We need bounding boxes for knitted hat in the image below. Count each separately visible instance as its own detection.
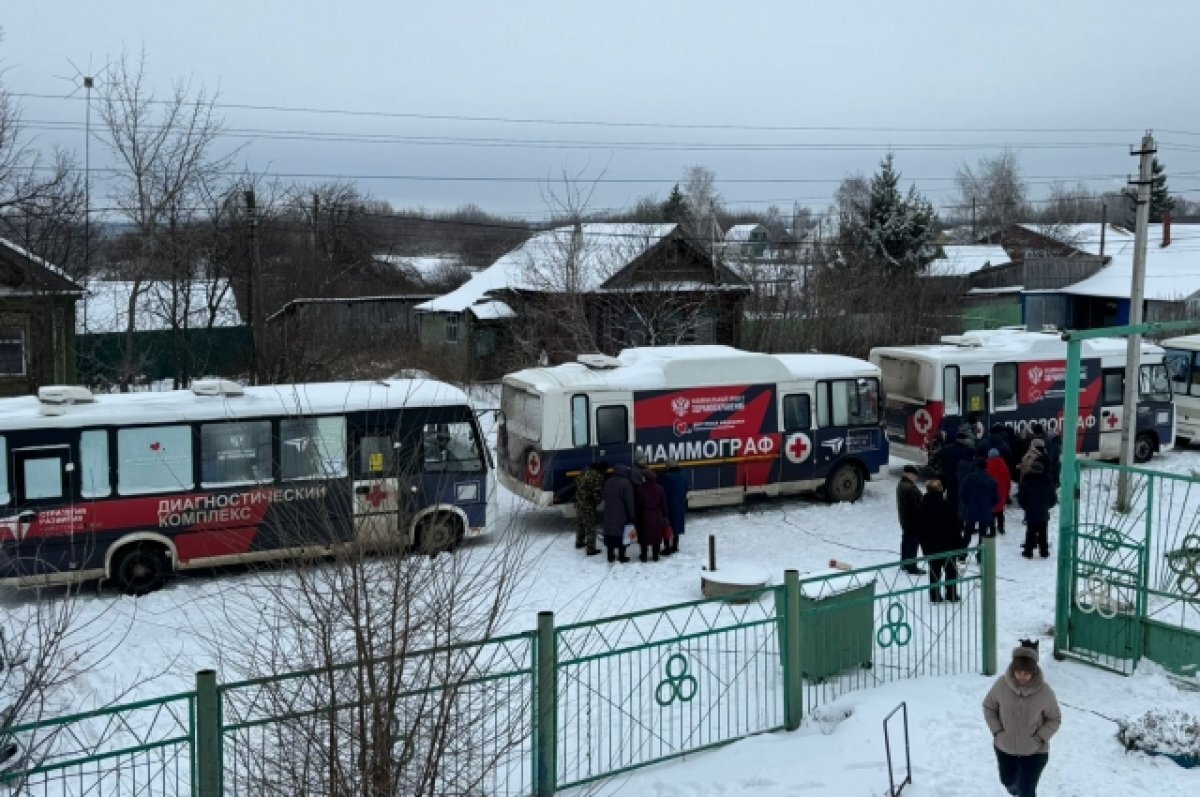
[988,448,1000,458]
[903,464,920,475]
[1031,439,1046,450]
[1011,642,1040,675]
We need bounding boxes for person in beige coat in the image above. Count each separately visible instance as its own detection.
[982,640,1062,797]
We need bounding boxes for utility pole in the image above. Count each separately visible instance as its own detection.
[971,198,977,240]
[1117,132,1156,510]
[244,190,261,384]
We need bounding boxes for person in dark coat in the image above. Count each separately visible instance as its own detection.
[1017,461,1057,559]
[976,424,1012,465]
[573,461,607,555]
[959,457,1000,552]
[938,430,978,516]
[658,457,688,556]
[601,463,636,563]
[918,480,961,602]
[896,465,925,575]
[634,469,669,562]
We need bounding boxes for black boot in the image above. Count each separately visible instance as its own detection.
[946,587,960,602]
[639,545,649,563]
[586,544,601,556]
[575,538,586,549]
[618,546,630,563]
[929,589,943,603]
[607,547,616,563]
[660,538,674,556]
[652,544,660,562]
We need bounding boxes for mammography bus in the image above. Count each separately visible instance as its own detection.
[497,346,888,510]
[869,329,1174,463]
[1162,334,1200,444]
[0,378,493,593]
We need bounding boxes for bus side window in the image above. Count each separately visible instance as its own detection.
[80,429,111,498]
[943,366,960,415]
[571,394,590,447]
[0,435,8,505]
[117,425,194,495]
[1102,369,1124,405]
[595,406,628,446]
[1191,353,1200,396]
[993,364,1018,411]
[783,394,811,431]
[281,417,347,481]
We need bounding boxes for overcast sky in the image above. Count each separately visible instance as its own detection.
[3,0,1200,219]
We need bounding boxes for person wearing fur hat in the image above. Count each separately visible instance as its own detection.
[983,640,1062,797]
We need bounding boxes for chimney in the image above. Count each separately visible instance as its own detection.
[1162,211,1172,248]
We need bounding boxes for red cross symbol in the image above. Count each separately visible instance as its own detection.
[1106,413,1119,429]
[786,433,812,464]
[365,484,390,508]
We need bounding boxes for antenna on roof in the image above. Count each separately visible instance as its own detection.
[577,353,622,369]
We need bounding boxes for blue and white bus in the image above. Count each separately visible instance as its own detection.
[497,346,889,509]
[0,379,494,593]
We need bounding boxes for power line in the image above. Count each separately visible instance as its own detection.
[14,91,1199,136]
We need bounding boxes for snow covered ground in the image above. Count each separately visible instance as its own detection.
[5,441,1200,795]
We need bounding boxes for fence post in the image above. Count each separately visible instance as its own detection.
[195,669,221,797]
[783,569,803,731]
[534,611,557,797]
[981,537,997,676]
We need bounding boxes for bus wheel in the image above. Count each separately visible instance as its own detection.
[112,544,170,596]
[826,463,864,503]
[1134,433,1155,464]
[418,514,462,557]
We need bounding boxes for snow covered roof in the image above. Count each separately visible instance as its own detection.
[265,294,436,323]
[80,279,243,334]
[415,223,678,314]
[0,237,82,294]
[468,299,515,320]
[871,328,1162,366]
[926,245,1010,277]
[505,346,878,393]
[1016,222,1134,257]
[724,224,766,243]
[0,379,470,431]
[1058,224,1200,301]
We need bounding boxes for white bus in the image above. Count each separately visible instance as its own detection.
[1163,334,1200,443]
[869,329,1174,463]
[497,345,889,509]
[0,379,494,593]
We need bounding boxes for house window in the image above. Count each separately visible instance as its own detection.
[445,315,459,344]
[0,328,25,376]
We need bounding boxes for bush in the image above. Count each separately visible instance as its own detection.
[1117,709,1200,768]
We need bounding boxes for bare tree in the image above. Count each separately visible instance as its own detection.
[680,165,722,237]
[203,396,537,796]
[97,49,234,389]
[955,149,1028,233]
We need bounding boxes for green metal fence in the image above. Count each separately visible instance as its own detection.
[797,549,991,716]
[0,555,993,796]
[0,691,195,796]
[1061,460,1200,676]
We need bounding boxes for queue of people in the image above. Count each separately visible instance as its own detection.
[576,452,688,564]
[898,419,1064,599]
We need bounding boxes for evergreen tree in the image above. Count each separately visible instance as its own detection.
[661,184,688,225]
[839,153,936,272]
[1124,157,1176,223]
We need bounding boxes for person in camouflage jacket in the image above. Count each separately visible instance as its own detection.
[574,462,608,555]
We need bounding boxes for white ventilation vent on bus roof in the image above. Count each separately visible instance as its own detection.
[577,353,622,369]
[191,378,245,397]
[37,385,96,405]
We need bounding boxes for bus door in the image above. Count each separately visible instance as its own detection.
[593,396,634,471]
[778,392,817,488]
[351,430,411,549]
[11,445,73,540]
[962,376,990,428]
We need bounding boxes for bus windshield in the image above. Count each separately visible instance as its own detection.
[1164,348,1197,396]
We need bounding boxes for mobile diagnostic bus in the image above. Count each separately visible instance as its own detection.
[497,345,888,510]
[0,378,494,593]
[869,329,1174,463]
[1162,334,1200,444]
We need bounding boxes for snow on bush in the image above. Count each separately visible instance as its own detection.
[1117,709,1200,763]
